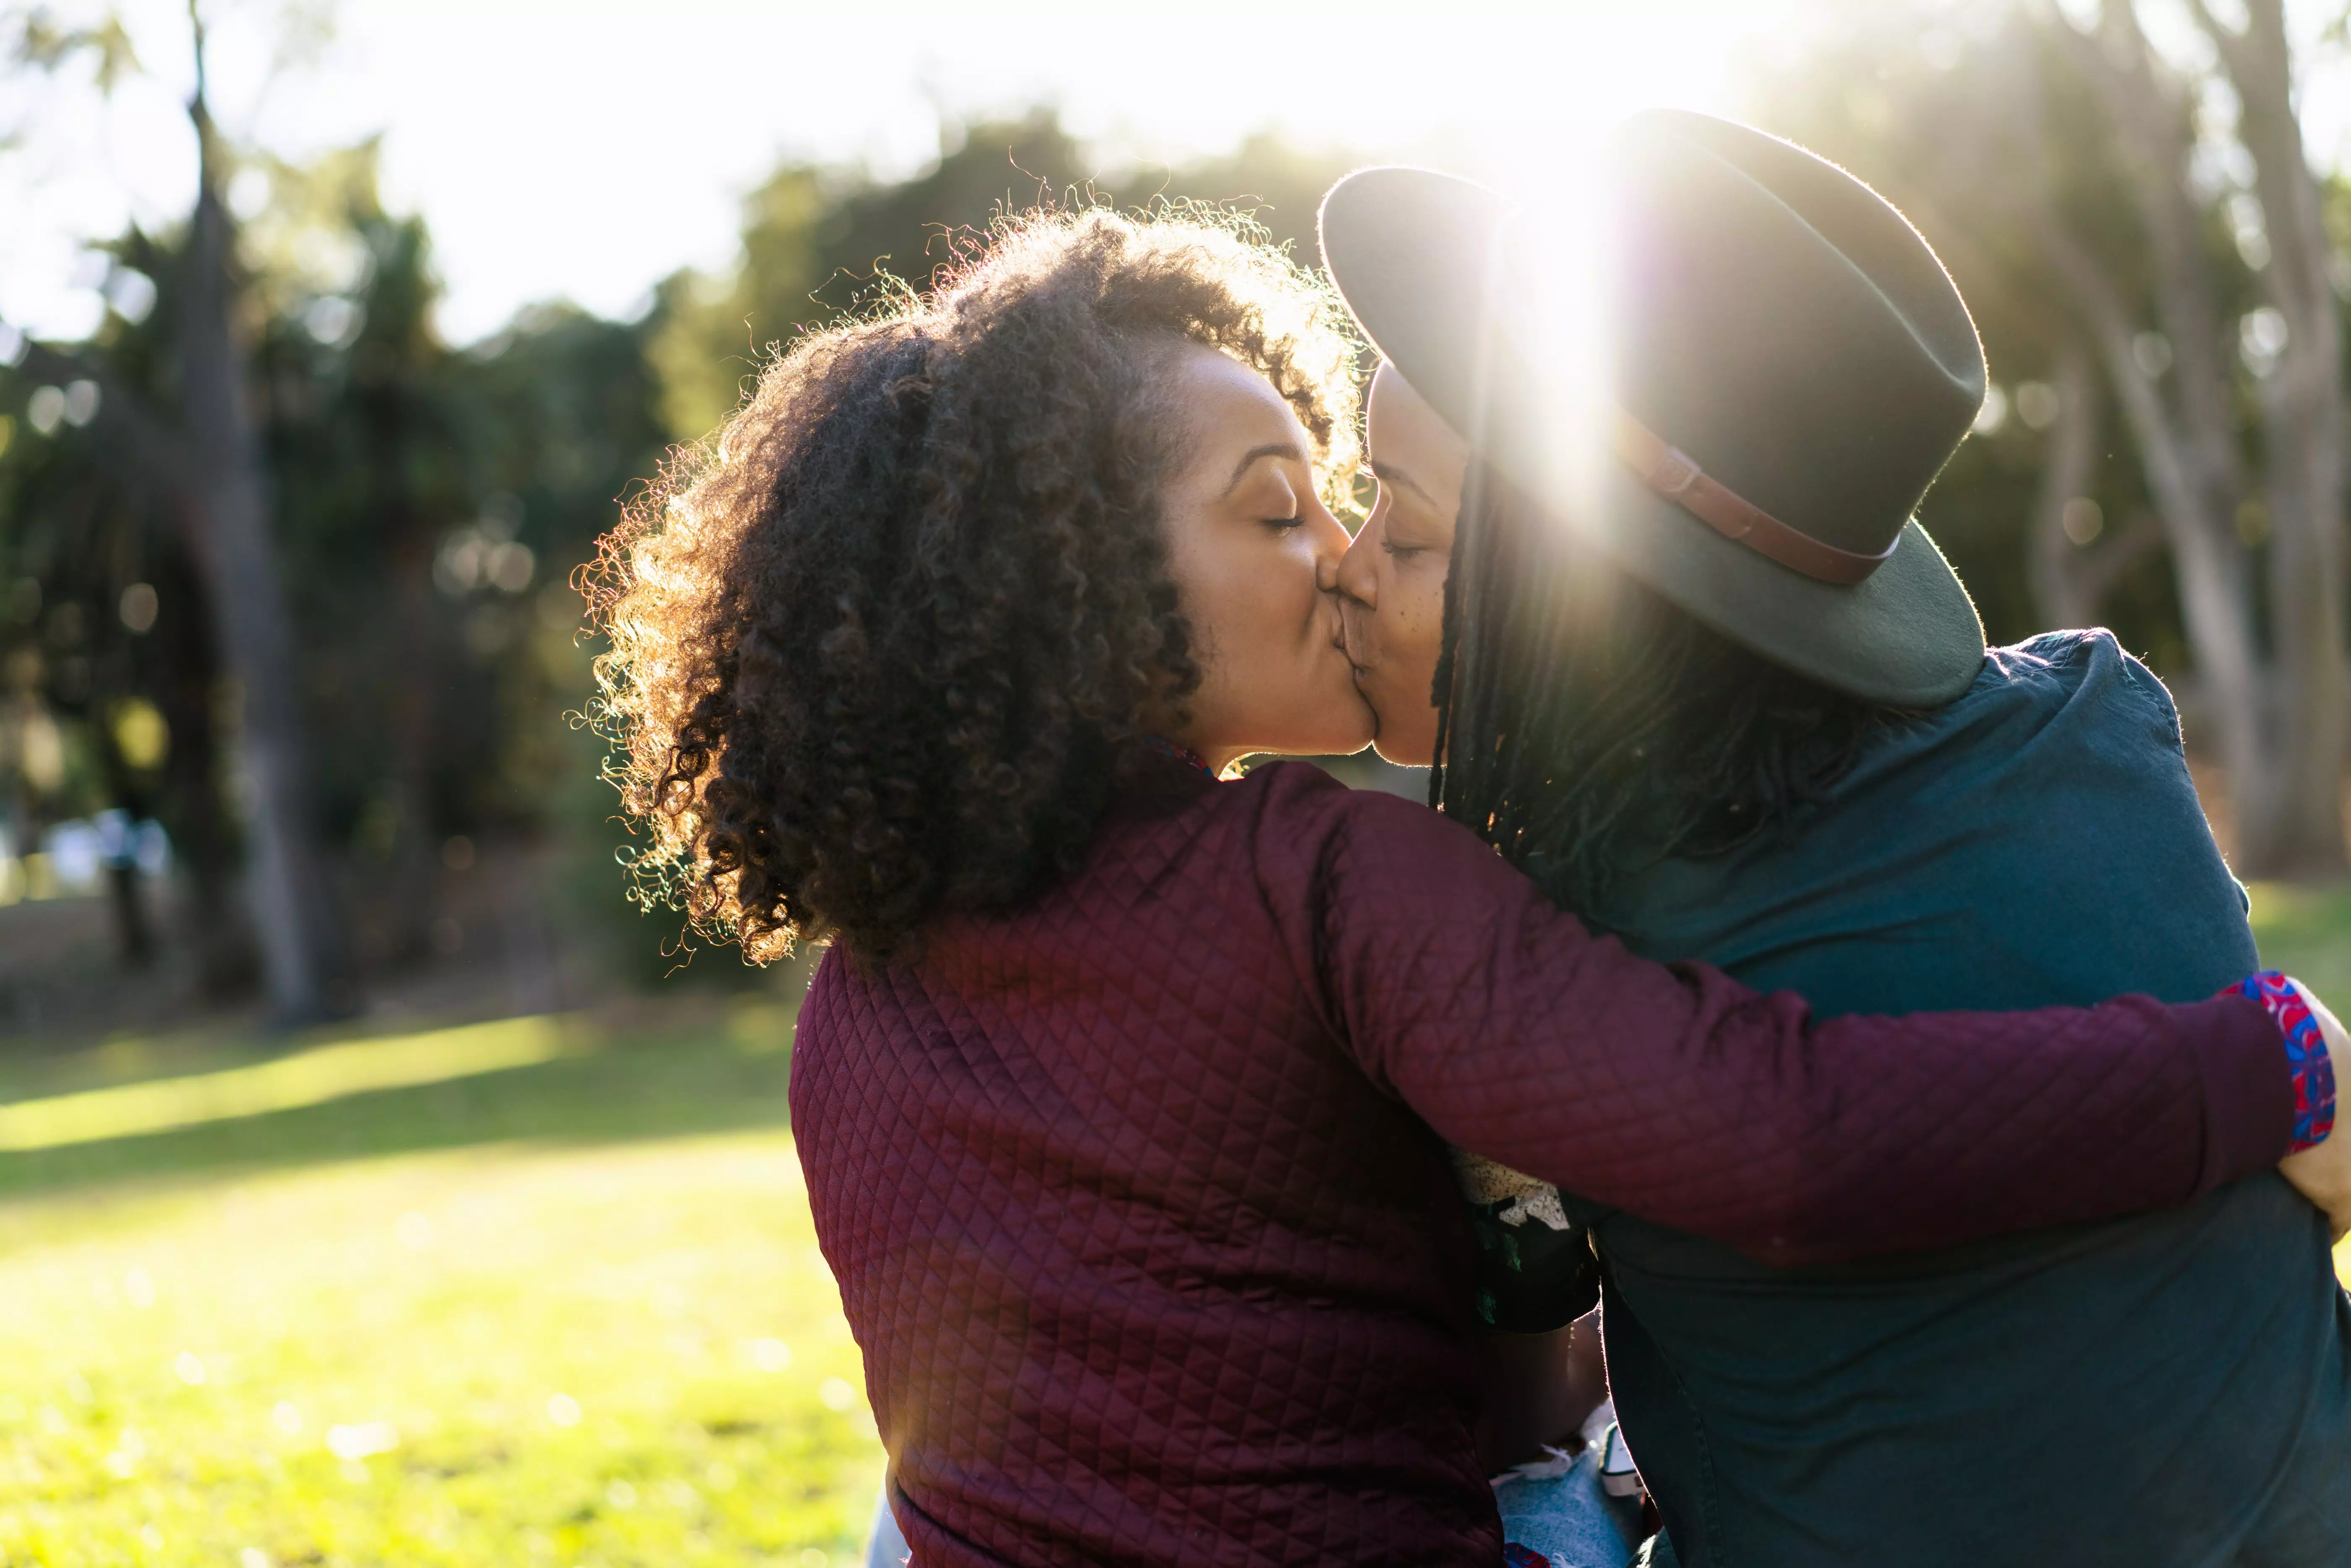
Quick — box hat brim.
[1321,165,1985,710]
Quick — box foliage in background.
[650,112,1356,443]
[11,2,2351,1026]
[3,5,362,1025]
[0,130,671,1007]
[1753,0,2351,875]
[0,87,1360,1016]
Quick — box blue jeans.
[861,1459,1636,1568]
[866,1482,910,1566]
[1493,1445,1640,1568]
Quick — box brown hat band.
[1611,411,1897,586]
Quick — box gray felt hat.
[1318,110,1989,708]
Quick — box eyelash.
[1265,515,1305,531]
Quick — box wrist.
[2232,971,2336,1153]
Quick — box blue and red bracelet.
[2236,971,2337,1153]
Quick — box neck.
[1142,735,1223,777]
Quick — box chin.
[1371,736,1435,768]
[1284,721,1376,758]
[1270,666,1372,757]
[1326,689,1380,755]
[1357,682,1437,767]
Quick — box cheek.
[1254,537,1330,646]
[1289,531,1329,597]
[1190,545,1315,692]
[1389,571,1447,674]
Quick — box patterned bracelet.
[2235,971,2337,1153]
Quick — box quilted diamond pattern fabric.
[791,756,2290,1568]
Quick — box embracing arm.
[1250,768,2306,1266]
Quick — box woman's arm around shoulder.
[1233,762,2314,1266]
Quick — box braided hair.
[1429,461,1894,912]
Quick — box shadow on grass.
[0,1022,795,1202]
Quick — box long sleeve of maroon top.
[796,754,2303,1568]
[1242,761,2291,1265]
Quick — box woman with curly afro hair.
[586,207,2322,1568]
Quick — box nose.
[1306,497,1352,593]
[1334,516,1378,609]
[1315,549,1342,596]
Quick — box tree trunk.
[2028,198,2270,814]
[2027,344,2102,630]
[2025,342,2164,634]
[151,539,256,997]
[2243,320,2349,871]
[2028,0,2347,877]
[383,510,441,962]
[2205,0,2350,875]
[173,77,355,1022]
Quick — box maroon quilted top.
[792,755,2288,1568]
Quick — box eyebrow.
[1368,460,1440,509]
[1219,441,1308,500]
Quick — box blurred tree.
[651,111,1357,442]
[0,204,254,994]
[0,3,678,1014]
[253,145,473,965]
[429,302,669,991]
[651,111,1095,441]
[1756,0,2351,876]
[2,79,1356,1013]
[2,5,356,1018]
[253,152,668,980]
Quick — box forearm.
[1669,990,2286,1265]
[1401,977,2287,1266]
[1263,772,2299,1265]
[1303,798,2292,1264]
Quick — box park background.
[7,0,2351,1562]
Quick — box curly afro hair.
[585,206,1362,963]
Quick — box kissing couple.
[593,111,2351,1568]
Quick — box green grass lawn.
[0,885,2346,1565]
[2248,880,2351,1005]
[0,999,884,1568]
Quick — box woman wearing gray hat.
[597,133,2351,1568]
[1322,110,2351,1566]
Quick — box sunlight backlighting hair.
[581,203,1361,963]
[1430,466,1889,911]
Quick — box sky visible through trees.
[5,0,2351,1023]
